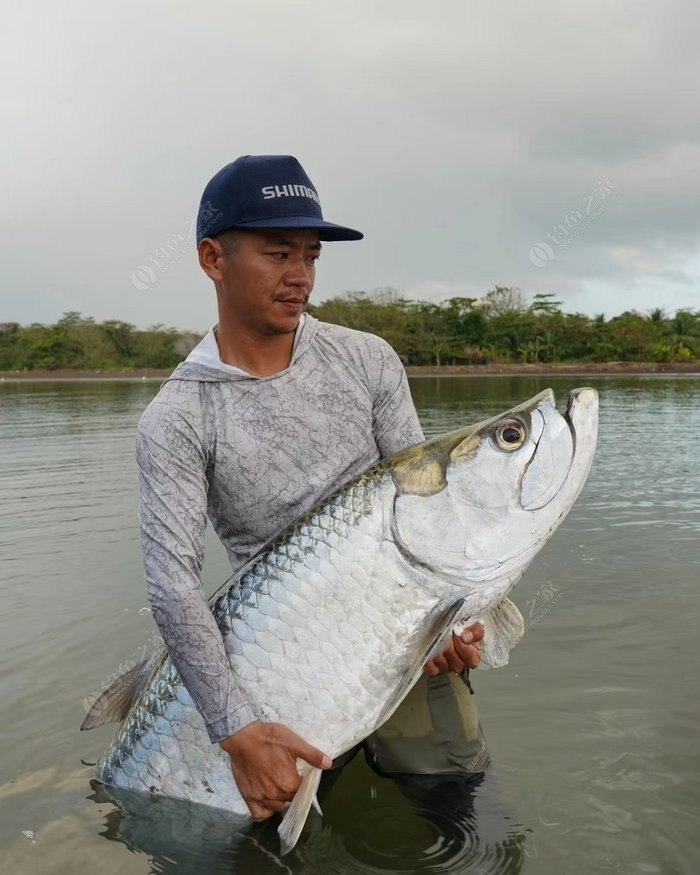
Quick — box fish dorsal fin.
[466,597,524,669]
[80,655,157,730]
[374,599,467,730]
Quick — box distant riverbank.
[0,368,170,381]
[1,361,698,381]
[405,360,700,376]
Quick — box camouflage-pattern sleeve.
[136,399,256,744]
[371,340,424,457]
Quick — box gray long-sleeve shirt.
[136,316,423,744]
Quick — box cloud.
[2,0,699,328]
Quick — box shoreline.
[404,361,700,376]
[0,361,699,381]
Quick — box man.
[137,155,487,822]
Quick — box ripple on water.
[286,766,528,875]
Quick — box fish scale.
[85,388,598,852]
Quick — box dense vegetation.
[0,312,201,371]
[1,288,698,371]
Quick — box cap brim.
[230,215,363,241]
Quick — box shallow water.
[1,374,699,873]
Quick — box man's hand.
[424,621,484,677]
[220,722,332,820]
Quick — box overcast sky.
[3,0,699,330]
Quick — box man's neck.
[214,321,298,377]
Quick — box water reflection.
[90,757,527,874]
[90,782,250,872]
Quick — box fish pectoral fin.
[278,766,323,855]
[374,599,467,730]
[475,597,525,669]
[80,655,157,730]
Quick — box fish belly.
[96,660,249,814]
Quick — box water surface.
[1,375,698,873]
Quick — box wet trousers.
[330,670,490,777]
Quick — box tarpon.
[81,387,598,853]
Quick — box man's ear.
[198,237,226,282]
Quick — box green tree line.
[1,288,698,371]
[309,287,699,365]
[0,312,201,371]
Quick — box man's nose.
[284,257,313,287]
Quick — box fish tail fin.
[278,767,323,856]
[80,655,157,730]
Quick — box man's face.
[215,229,321,336]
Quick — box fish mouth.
[526,386,598,445]
[519,387,598,512]
[566,386,597,415]
[564,387,598,447]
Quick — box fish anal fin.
[375,599,467,729]
[278,766,322,855]
[80,655,157,730]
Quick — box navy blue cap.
[196,155,363,244]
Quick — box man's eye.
[268,252,288,261]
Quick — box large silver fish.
[82,387,598,853]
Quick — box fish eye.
[494,419,527,451]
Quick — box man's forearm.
[144,553,257,744]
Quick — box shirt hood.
[165,313,319,384]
